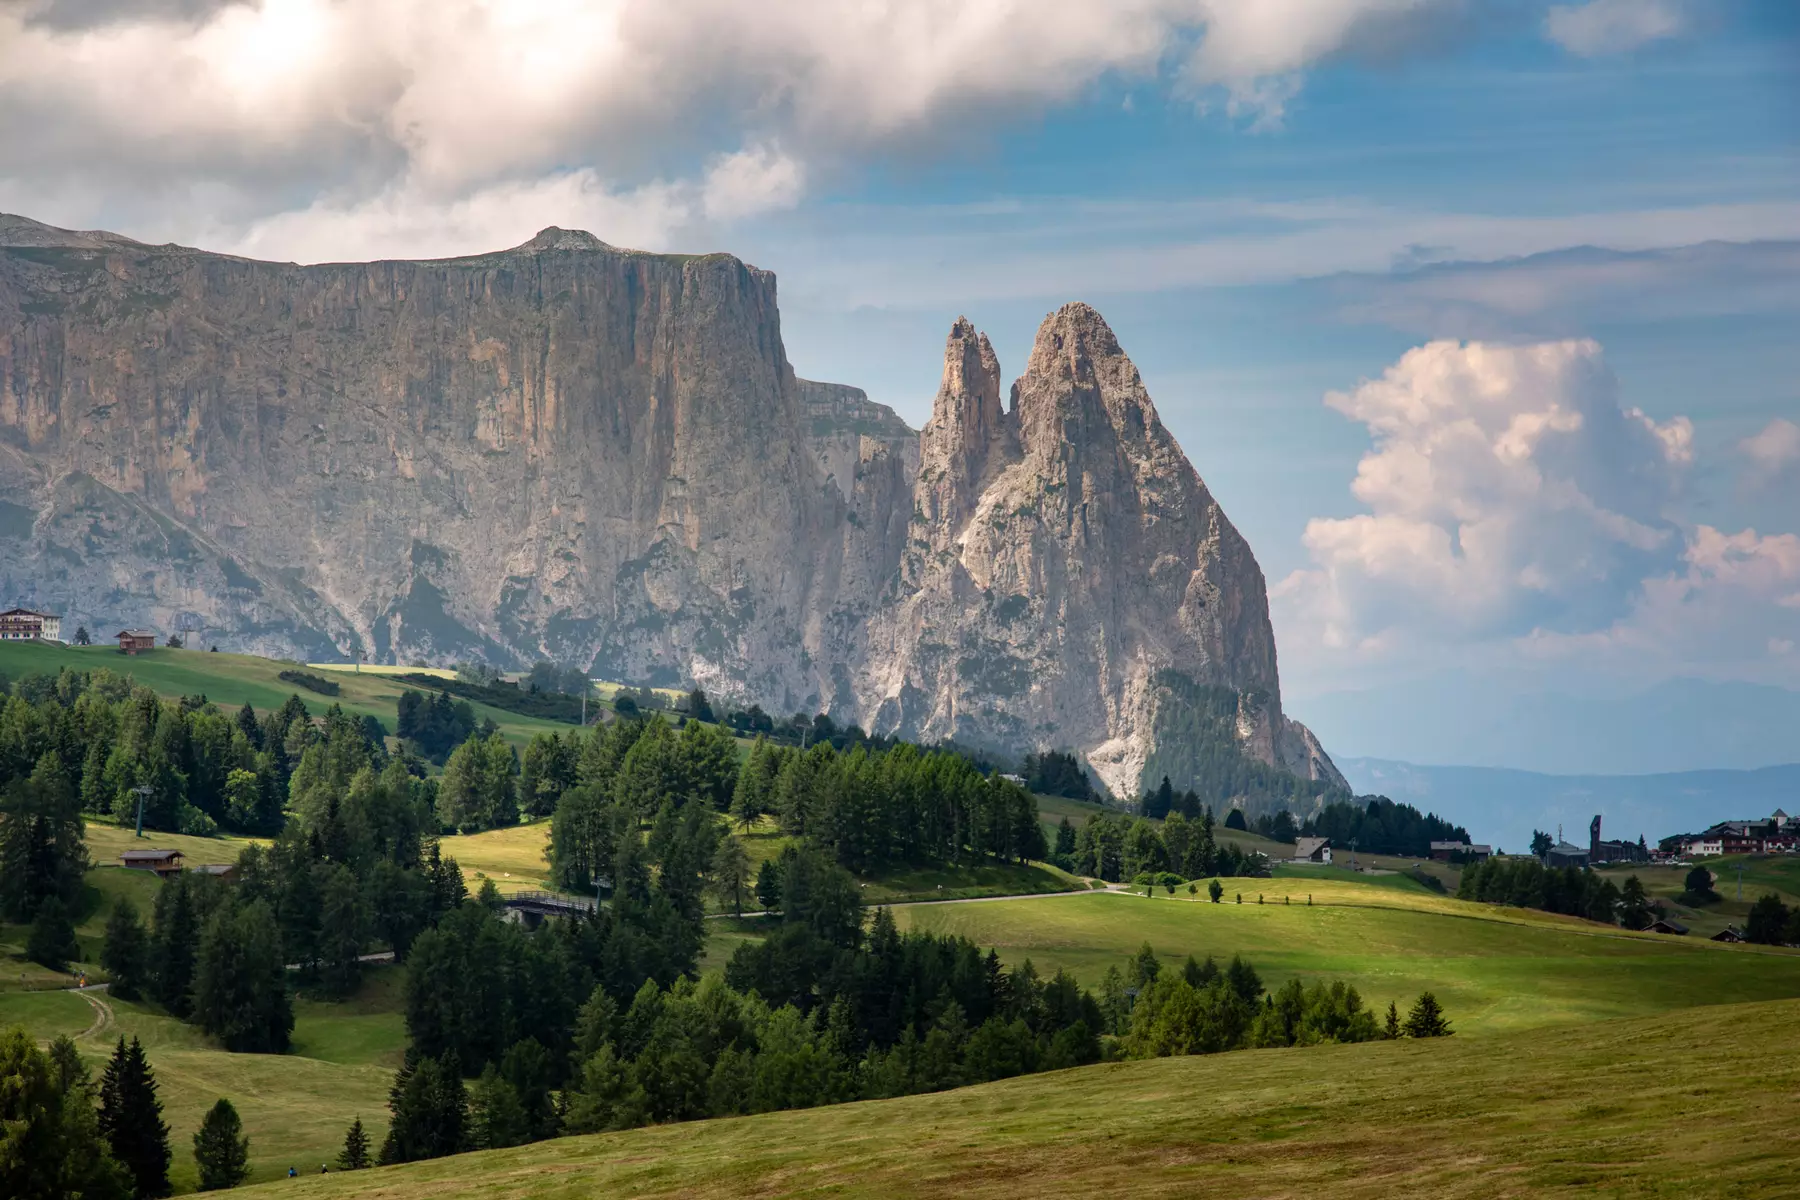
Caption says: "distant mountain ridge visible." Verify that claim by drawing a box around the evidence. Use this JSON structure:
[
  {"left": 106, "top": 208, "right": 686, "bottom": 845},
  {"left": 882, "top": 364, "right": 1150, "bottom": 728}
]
[
  {"left": 1300, "top": 676, "right": 1800, "bottom": 776},
  {"left": 1338, "top": 757, "right": 1800, "bottom": 854},
  {"left": 0, "top": 213, "right": 1340, "bottom": 806}
]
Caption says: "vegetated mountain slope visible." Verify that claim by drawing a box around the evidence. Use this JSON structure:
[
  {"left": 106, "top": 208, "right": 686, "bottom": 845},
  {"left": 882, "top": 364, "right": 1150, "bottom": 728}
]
[
  {"left": 0, "top": 214, "right": 1337, "bottom": 805},
  {"left": 1338, "top": 757, "right": 1800, "bottom": 853},
  {"left": 242, "top": 999, "right": 1800, "bottom": 1200}
]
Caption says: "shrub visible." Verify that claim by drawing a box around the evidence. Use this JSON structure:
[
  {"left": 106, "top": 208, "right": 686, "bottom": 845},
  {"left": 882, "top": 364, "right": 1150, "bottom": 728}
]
[{"left": 277, "top": 670, "right": 341, "bottom": 697}]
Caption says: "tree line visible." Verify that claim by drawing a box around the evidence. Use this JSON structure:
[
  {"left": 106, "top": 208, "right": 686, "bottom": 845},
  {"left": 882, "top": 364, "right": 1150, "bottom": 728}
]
[
  {"left": 541, "top": 716, "right": 1045, "bottom": 887},
  {"left": 1456, "top": 857, "right": 1662, "bottom": 929},
  {"left": 1050, "top": 808, "right": 1269, "bottom": 882},
  {"left": 1298, "top": 796, "right": 1471, "bottom": 857}
]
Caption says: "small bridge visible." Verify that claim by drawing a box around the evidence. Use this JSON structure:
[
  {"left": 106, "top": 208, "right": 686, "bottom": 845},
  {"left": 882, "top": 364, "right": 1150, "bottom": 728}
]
[{"left": 502, "top": 891, "right": 598, "bottom": 924}]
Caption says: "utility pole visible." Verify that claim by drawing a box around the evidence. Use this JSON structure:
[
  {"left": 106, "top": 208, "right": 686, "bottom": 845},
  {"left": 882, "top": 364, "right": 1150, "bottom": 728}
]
[
  {"left": 1736, "top": 860, "right": 1746, "bottom": 901},
  {"left": 131, "top": 784, "right": 152, "bottom": 839}
]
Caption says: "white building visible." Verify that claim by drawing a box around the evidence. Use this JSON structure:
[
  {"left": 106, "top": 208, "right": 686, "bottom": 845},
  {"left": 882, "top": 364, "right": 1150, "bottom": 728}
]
[{"left": 0, "top": 608, "right": 62, "bottom": 642}]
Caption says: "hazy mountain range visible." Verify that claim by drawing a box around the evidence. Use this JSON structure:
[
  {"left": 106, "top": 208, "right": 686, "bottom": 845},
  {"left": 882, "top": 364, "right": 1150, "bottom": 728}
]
[{"left": 1338, "top": 757, "right": 1800, "bottom": 855}]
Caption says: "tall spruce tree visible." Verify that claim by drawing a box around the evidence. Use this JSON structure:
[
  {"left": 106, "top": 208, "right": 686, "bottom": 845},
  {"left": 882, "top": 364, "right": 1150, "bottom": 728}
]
[
  {"left": 103, "top": 896, "right": 152, "bottom": 1000},
  {"left": 27, "top": 894, "right": 81, "bottom": 970},
  {"left": 99, "top": 1036, "right": 172, "bottom": 1199},
  {"left": 379, "top": 1054, "right": 468, "bottom": 1164},
  {"left": 151, "top": 875, "right": 202, "bottom": 1017},
  {"left": 193, "top": 900, "right": 293, "bottom": 1053},
  {"left": 337, "top": 1118, "right": 371, "bottom": 1170},
  {"left": 0, "top": 750, "right": 90, "bottom": 920},
  {"left": 192, "top": 1099, "right": 251, "bottom": 1191},
  {"left": 1402, "top": 992, "right": 1452, "bottom": 1038},
  {"left": 317, "top": 863, "right": 369, "bottom": 998}
]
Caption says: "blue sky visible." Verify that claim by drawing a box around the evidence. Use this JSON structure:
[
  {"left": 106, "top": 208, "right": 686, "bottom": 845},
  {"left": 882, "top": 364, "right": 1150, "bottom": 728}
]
[{"left": 2, "top": 0, "right": 1795, "bottom": 772}]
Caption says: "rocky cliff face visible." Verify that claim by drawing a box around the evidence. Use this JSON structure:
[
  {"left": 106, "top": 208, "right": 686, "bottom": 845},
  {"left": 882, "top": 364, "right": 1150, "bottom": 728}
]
[{"left": 0, "top": 215, "right": 1341, "bottom": 803}]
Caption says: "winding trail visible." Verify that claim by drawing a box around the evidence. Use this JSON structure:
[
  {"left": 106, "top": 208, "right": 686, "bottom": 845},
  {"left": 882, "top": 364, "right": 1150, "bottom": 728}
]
[{"left": 72, "top": 984, "right": 113, "bottom": 1042}]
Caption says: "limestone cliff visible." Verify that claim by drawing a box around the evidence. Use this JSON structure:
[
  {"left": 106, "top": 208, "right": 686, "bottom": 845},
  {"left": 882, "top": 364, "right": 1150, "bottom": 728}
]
[{"left": 0, "top": 215, "right": 1341, "bottom": 805}]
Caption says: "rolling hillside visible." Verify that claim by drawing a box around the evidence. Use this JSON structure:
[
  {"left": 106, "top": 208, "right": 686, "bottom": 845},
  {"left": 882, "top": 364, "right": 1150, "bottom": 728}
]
[
  {"left": 0, "top": 640, "right": 574, "bottom": 749},
  {"left": 238, "top": 998, "right": 1800, "bottom": 1199}
]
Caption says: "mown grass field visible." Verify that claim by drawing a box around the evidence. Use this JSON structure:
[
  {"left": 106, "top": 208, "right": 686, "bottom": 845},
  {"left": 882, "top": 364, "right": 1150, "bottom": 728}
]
[
  {"left": 0, "top": 978, "right": 396, "bottom": 1192},
  {"left": 243, "top": 997, "right": 1800, "bottom": 1200},
  {"left": 893, "top": 887, "right": 1800, "bottom": 1035},
  {"left": 0, "top": 641, "right": 570, "bottom": 749}
]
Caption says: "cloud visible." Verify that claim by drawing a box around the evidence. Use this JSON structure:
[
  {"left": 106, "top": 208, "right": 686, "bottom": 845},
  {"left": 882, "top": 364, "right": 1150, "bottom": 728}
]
[
  {"left": 1545, "top": 0, "right": 1687, "bottom": 56},
  {"left": 1327, "top": 241, "right": 1800, "bottom": 340},
  {"left": 1519, "top": 525, "right": 1800, "bottom": 679},
  {"left": 222, "top": 170, "right": 695, "bottom": 265},
  {"left": 1275, "top": 336, "right": 1800, "bottom": 692},
  {"left": 0, "top": 0, "right": 1464, "bottom": 258},
  {"left": 701, "top": 145, "right": 806, "bottom": 223},
  {"left": 1741, "top": 418, "right": 1800, "bottom": 486},
  {"left": 1274, "top": 338, "right": 1694, "bottom": 656}
]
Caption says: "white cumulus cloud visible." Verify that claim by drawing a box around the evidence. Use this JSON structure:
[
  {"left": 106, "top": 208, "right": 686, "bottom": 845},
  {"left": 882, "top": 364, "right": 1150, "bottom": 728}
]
[
  {"left": 1275, "top": 337, "right": 1800, "bottom": 690},
  {"left": 1545, "top": 0, "right": 1686, "bottom": 57},
  {"left": 0, "top": 0, "right": 1464, "bottom": 259},
  {"left": 1741, "top": 417, "right": 1800, "bottom": 486},
  {"left": 1275, "top": 338, "right": 1693, "bottom": 657}
]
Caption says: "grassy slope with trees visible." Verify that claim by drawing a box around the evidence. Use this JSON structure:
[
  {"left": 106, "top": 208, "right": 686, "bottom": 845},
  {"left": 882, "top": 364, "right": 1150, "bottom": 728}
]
[
  {"left": 891, "top": 888, "right": 1800, "bottom": 1035},
  {"left": 0, "top": 642, "right": 567, "bottom": 750},
  {"left": 237, "top": 997, "right": 1800, "bottom": 1200}
]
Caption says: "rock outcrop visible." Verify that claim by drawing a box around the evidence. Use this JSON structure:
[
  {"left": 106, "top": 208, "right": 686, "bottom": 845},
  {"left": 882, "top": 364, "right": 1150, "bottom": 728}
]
[{"left": 0, "top": 215, "right": 1342, "bottom": 803}]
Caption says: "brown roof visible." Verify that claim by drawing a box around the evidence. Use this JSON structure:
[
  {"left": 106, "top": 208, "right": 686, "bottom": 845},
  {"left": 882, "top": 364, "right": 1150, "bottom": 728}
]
[
  {"left": 0, "top": 608, "right": 57, "bottom": 618},
  {"left": 119, "top": 848, "right": 182, "bottom": 863}
]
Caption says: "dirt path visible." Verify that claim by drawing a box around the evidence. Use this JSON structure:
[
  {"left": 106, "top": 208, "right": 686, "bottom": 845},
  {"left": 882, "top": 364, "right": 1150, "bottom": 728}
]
[{"left": 72, "top": 985, "right": 113, "bottom": 1042}]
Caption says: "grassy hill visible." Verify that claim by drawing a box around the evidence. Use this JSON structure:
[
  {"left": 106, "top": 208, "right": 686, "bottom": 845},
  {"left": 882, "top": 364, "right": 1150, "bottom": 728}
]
[
  {"left": 239, "top": 997, "right": 1800, "bottom": 1199},
  {"left": 0, "top": 641, "right": 570, "bottom": 749},
  {"left": 7, "top": 853, "right": 1800, "bottom": 1193},
  {"left": 0, "top": 977, "right": 397, "bottom": 1192},
  {"left": 892, "top": 887, "right": 1800, "bottom": 1035}
]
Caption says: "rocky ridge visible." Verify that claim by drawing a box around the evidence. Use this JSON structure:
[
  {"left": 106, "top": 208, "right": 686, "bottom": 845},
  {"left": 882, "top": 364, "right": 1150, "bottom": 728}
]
[{"left": 0, "top": 215, "right": 1341, "bottom": 804}]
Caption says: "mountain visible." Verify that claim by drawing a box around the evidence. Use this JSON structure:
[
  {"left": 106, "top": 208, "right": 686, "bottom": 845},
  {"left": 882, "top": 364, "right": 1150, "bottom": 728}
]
[
  {"left": 1337, "top": 757, "right": 1800, "bottom": 854},
  {"left": 0, "top": 214, "right": 1340, "bottom": 804}
]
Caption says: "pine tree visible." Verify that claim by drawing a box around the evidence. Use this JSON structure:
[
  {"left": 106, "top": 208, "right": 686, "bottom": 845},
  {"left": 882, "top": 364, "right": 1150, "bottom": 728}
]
[
  {"left": 193, "top": 900, "right": 293, "bottom": 1053},
  {"left": 469, "top": 1064, "right": 528, "bottom": 1149},
  {"left": 27, "top": 894, "right": 82, "bottom": 970},
  {"left": 1402, "top": 991, "right": 1452, "bottom": 1038},
  {"left": 0, "top": 750, "right": 90, "bottom": 920},
  {"left": 48, "top": 1033, "right": 92, "bottom": 1096},
  {"left": 1383, "top": 1000, "right": 1400, "bottom": 1039},
  {"left": 192, "top": 1099, "right": 250, "bottom": 1191},
  {"left": 103, "top": 897, "right": 152, "bottom": 1000},
  {"left": 379, "top": 1054, "right": 468, "bottom": 1164},
  {"left": 0, "top": 1029, "right": 131, "bottom": 1200},
  {"left": 99, "top": 1036, "right": 172, "bottom": 1199},
  {"left": 338, "top": 1117, "right": 371, "bottom": 1170},
  {"left": 151, "top": 875, "right": 201, "bottom": 1017},
  {"left": 709, "top": 836, "right": 751, "bottom": 917},
  {"left": 317, "top": 864, "right": 369, "bottom": 997}
]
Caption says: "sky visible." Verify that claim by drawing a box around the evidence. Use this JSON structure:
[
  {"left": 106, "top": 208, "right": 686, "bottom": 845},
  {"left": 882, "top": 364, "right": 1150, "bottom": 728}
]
[{"left": 2, "top": 0, "right": 1796, "bottom": 773}]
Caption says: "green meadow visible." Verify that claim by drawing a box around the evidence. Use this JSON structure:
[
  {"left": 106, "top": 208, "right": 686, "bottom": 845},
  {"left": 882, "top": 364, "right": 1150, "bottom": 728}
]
[
  {"left": 0, "top": 641, "right": 569, "bottom": 749},
  {"left": 893, "top": 887, "right": 1800, "bottom": 1035},
  {"left": 240, "top": 997, "right": 1800, "bottom": 1200},
  {"left": 0, "top": 981, "right": 395, "bottom": 1192}
]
